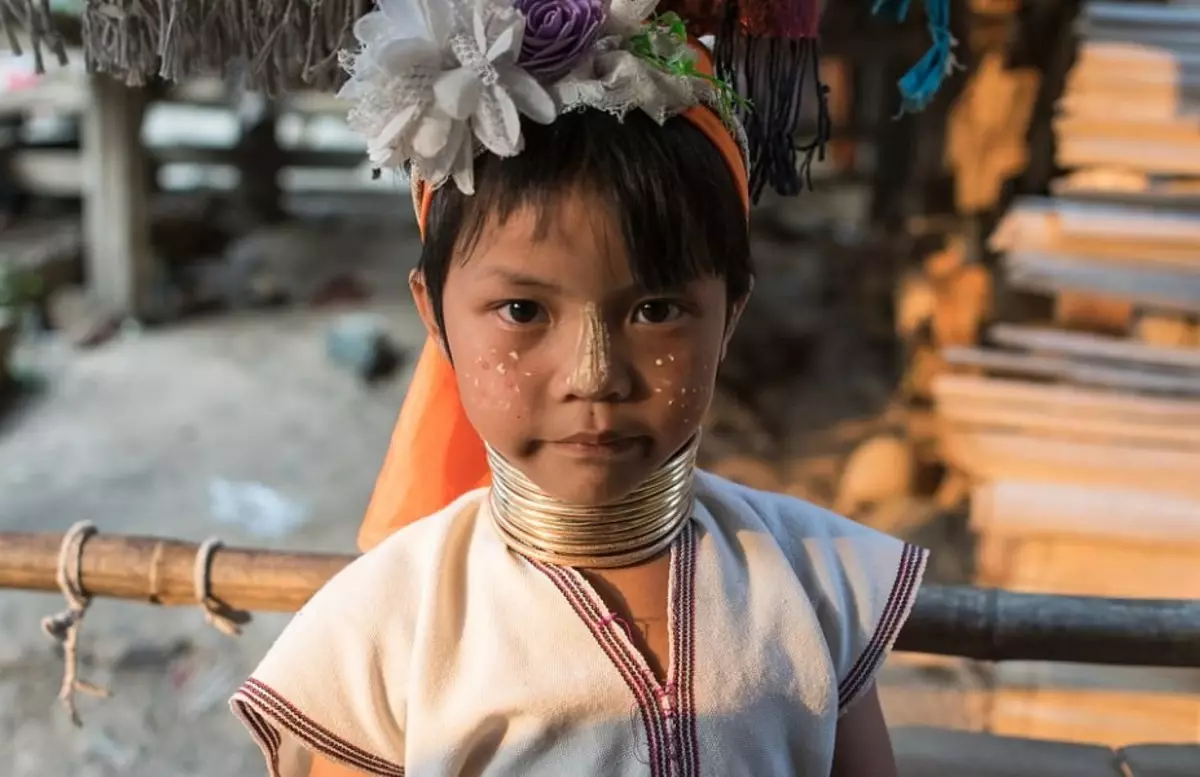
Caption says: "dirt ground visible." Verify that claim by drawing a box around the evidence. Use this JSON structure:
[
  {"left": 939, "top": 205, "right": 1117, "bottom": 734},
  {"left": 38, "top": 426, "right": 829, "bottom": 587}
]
[
  {"left": 0, "top": 296, "right": 436, "bottom": 777},
  {"left": 0, "top": 222, "right": 984, "bottom": 776}
]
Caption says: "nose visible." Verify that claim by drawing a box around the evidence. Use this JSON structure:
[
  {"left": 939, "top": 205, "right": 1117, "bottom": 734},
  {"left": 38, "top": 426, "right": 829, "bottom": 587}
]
[{"left": 558, "top": 303, "right": 632, "bottom": 402}]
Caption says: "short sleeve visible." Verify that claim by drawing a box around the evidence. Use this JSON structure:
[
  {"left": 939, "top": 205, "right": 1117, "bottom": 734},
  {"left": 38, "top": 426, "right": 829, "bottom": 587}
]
[
  {"left": 708, "top": 475, "right": 929, "bottom": 717},
  {"left": 822, "top": 538, "right": 927, "bottom": 715},
  {"left": 229, "top": 539, "right": 414, "bottom": 777}
]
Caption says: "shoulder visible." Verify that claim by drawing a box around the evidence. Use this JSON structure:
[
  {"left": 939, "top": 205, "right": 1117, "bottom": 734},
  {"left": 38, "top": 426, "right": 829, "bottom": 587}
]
[
  {"left": 303, "top": 487, "right": 488, "bottom": 620},
  {"left": 230, "top": 488, "right": 490, "bottom": 776},
  {"left": 255, "top": 485, "right": 488, "bottom": 675},
  {"left": 695, "top": 469, "right": 927, "bottom": 715},
  {"left": 695, "top": 468, "right": 884, "bottom": 546}
]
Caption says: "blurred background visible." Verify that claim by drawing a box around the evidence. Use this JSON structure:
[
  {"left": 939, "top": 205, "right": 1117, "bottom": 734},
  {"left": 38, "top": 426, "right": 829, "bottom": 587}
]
[{"left": 1, "top": 0, "right": 1199, "bottom": 774}]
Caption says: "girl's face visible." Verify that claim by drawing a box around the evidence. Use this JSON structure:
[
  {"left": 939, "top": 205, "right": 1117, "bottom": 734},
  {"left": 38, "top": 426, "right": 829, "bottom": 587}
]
[{"left": 413, "top": 189, "right": 747, "bottom": 505}]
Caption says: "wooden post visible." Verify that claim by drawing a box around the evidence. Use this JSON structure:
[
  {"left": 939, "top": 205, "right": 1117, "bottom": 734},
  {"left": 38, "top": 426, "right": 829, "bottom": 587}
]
[
  {"left": 82, "top": 75, "right": 154, "bottom": 317},
  {"left": 234, "top": 92, "right": 287, "bottom": 226}
]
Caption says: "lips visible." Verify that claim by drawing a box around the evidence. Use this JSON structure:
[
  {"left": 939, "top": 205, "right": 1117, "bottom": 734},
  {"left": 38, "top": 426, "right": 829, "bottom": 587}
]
[
  {"left": 550, "top": 431, "right": 643, "bottom": 458},
  {"left": 557, "top": 431, "right": 629, "bottom": 446}
]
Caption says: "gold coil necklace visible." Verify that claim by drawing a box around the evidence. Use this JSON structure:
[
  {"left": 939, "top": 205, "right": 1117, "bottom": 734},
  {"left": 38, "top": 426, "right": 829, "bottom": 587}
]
[{"left": 486, "top": 436, "right": 699, "bottom": 568}]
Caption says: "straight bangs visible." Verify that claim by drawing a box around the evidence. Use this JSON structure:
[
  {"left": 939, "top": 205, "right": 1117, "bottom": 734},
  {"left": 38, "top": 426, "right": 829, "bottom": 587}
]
[{"left": 419, "top": 110, "right": 752, "bottom": 335}]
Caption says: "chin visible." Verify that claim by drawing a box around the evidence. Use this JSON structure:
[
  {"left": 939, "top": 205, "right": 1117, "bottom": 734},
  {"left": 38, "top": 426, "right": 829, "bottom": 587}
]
[{"left": 533, "top": 464, "right": 647, "bottom": 506}]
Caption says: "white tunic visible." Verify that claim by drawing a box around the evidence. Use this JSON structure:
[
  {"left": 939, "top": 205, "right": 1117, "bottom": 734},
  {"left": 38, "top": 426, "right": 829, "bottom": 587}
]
[{"left": 231, "top": 471, "right": 927, "bottom": 777}]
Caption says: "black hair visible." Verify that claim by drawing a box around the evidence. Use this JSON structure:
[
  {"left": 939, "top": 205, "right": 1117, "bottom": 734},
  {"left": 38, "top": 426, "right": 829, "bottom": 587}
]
[{"left": 418, "top": 109, "right": 753, "bottom": 340}]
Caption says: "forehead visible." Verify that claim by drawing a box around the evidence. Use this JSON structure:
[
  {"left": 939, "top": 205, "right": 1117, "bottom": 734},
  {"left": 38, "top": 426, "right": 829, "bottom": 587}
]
[{"left": 454, "top": 189, "right": 637, "bottom": 293}]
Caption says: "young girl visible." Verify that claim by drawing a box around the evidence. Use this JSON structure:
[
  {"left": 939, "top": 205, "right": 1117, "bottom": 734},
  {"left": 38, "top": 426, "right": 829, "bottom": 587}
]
[{"left": 231, "top": 0, "right": 928, "bottom": 774}]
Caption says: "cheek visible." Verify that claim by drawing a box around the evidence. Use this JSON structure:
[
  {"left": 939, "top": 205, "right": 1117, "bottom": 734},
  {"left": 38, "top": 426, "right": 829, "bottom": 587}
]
[
  {"left": 643, "top": 351, "right": 718, "bottom": 431},
  {"left": 455, "top": 346, "right": 537, "bottom": 426}
]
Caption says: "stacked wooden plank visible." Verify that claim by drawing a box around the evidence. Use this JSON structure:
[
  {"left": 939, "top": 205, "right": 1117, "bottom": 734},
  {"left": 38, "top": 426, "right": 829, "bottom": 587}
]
[
  {"left": 929, "top": 0, "right": 1200, "bottom": 747},
  {"left": 934, "top": 342, "right": 1200, "bottom": 745}
]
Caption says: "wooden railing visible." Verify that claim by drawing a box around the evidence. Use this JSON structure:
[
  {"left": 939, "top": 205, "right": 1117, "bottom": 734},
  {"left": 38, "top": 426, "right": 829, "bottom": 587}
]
[{"left": 3, "top": 529, "right": 1199, "bottom": 669}]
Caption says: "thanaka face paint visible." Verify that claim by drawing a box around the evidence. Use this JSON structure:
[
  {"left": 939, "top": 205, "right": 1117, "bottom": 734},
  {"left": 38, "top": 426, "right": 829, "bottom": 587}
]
[
  {"left": 565, "top": 302, "right": 612, "bottom": 396},
  {"left": 427, "top": 190, "right": 743, "bottom": 505}
]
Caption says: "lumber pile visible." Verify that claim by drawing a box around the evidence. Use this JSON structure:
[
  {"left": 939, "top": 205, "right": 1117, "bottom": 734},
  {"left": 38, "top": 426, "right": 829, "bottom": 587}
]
[{"left": 924, "top": 0, "right": 1200, "bottom": 747}]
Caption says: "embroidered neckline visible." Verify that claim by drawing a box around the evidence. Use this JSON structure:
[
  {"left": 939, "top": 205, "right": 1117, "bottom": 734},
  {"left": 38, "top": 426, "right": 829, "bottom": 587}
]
[{"left": 530, "top": 525, "right": 700, "bottom": 775}]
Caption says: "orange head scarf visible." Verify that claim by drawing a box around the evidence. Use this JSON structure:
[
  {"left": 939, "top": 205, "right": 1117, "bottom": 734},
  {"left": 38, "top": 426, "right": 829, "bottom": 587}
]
[{"left": 357, "top": 42, "right": 750, "bottom": 551}]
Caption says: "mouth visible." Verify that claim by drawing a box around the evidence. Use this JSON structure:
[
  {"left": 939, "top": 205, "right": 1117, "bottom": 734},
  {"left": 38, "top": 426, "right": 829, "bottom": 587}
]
[{"left": 548, "top": 432, "right": 644, "bottom": 458}]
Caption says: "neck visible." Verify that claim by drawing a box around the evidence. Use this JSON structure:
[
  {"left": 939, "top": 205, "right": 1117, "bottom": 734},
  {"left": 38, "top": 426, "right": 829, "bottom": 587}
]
[{"left": 486, "top": 437, "right": 700, "bottom": 568}]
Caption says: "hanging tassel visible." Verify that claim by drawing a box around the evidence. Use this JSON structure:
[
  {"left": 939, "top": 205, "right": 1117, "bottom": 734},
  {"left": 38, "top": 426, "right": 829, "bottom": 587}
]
[
  {"left": 873, "top": 0, "right": 959, "bottom": 114},
  {"left": 714, "top": 0, "right": 827, "bottom": 201},
  {"left": 661, "top": 0, "right": 827, "bottom": 200}
]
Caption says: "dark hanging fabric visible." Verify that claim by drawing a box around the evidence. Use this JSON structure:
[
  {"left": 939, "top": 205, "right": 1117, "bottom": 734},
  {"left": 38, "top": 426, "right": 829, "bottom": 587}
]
[
  {"left": 663, "top": 0, "right": 827, "bottom": 202},
  {"left": 635, "top": 0, "right": 962, "bottom": 200},
  {"left": 715, "top": 0, "right": 827, "bottom": 202}
]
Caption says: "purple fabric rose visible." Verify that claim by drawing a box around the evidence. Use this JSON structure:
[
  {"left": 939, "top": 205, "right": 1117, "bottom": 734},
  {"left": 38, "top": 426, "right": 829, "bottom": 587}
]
[{"left": 514, "top": 0, "right": 605, "bottom": 83}]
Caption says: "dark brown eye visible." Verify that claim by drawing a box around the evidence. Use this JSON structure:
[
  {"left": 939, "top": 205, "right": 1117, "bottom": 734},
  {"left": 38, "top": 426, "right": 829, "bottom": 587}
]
[
  {"left": 633, "top": 300, "right": 683, "bottom": 324},
  {"left": 499, "top": 301, "right": 544, "bottom": 325}
]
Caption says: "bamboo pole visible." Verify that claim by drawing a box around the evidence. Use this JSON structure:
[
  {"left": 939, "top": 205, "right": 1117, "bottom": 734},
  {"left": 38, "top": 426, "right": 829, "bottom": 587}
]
[
  {"left": 0, "top": 532, "right": 349, "bottom": 613},
  {"left": 3, "top": 531, "right": 1200, "bottom": 668},
  {"left": 900, "top": 585, "right": 1200, "bottom": 668}
]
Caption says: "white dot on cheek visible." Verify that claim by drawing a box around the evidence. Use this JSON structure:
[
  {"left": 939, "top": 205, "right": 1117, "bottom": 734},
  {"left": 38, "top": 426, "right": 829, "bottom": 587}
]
[
  {"left": 497, "top": 363, "right": 507, "bottom": 375},
  {"left": 655, "top": 359, "right": 663, "bottom": 366}
]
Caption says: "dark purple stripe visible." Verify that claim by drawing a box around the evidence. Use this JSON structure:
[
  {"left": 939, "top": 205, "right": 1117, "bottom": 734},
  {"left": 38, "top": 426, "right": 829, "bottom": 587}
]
[
  {"left": 835, "top": 544, "right": 916, "bottom": 705},
  {"left": 840, "top": 549, "right": 922, "bottom": 708},
  {"left": 242, "top": 699, "right": 282, "bottom": 753},
  {"left": 836, "top": 543, "right": 916, "bottom": 699},
  {"left": 237, "top": 680, "right": 406, "bottom": 776},
  {"left": 669, "top": 529, "right": 688, "bottom": 775},
  {"left": 557, "top": 565, "right": 672, "bottom": 777},
  {"left": 534, "top": 561, "right": 667, "bottom": 777},
  {"left": 234, "top": 700, "right": 281, "bottom": 770},
  {"left": 837, "top": 544, "right": 924, "bottom": 710},
  {"left": 680, "top": 528, "right": 701, "bottom": 777}
]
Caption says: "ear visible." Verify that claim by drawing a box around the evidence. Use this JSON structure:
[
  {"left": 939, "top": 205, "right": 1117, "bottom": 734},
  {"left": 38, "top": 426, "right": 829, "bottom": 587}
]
[
  {"left": 721, "top": 280, "right": 753, "bottom": 362},
  {"left": 409, "top": 269, "right": 448, "bottom": 358}
]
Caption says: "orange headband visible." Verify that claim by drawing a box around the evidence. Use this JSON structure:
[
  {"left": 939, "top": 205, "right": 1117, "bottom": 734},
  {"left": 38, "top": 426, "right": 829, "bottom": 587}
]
[{"left": 357, "top": 43, "right": 749, "bottom": 551}]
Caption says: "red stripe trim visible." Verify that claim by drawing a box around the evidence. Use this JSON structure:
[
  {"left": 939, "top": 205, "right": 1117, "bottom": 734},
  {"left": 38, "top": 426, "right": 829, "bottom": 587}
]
[
  {"left": 674, "top": 526, "right": 701, "bottom": 777},
  {"left": 837, "top": 543, "right": 916, "bottom": 699},
  {"left": 232, "top": 679, "right": 405, "bottom": 776},
  {"left": 238, "top": 680, "right": 405, "bottom": 776},
  {"left": 837, "top": 543, "right": 926, "bottom": 711},
  {"left": 534, "top": 560, "right": 668, "bottom": 777},
  {"left": 241, "top": 699, "right": 282, "bottom": 754},
  {"left": 676, "top": 527, "right": 700, "bottom": 777},
  {"left": 232, "top": 700, "right": 281, "bottom": 772},
  {"left": 839, "top": 544, "right": 922, "bottom": 707}
]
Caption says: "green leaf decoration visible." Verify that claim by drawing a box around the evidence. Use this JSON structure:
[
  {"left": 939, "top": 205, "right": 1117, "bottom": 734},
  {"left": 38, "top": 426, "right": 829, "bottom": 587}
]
[{"left": 627, "top": 13, "right": 751, "bottom": 121}]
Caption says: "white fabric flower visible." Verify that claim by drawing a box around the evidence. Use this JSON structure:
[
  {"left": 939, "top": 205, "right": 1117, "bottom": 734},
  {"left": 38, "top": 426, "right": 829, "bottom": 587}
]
[
  {"left": 338, "top": 0, "right": 745, "bottom": 194},
  {"left": 548, "top": 0, "right": 712, "bottom": 125},
  {"left": 340, "top": 0, "right": 557, "bottom": 194}
]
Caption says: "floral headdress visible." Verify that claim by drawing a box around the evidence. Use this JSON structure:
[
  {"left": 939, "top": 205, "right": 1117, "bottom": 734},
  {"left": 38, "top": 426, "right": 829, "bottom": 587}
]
[
  {"left": 338, "top": 0, "right": 750, "bottom": 196},
  {"left": 337, "top": 0, "right": 956, "bottom": 203}
]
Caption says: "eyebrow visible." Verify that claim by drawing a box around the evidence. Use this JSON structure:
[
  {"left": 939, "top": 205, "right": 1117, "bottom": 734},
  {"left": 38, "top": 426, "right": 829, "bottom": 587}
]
[{"left": 480, "top": 268, "right": 564, "bottom": 292}]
